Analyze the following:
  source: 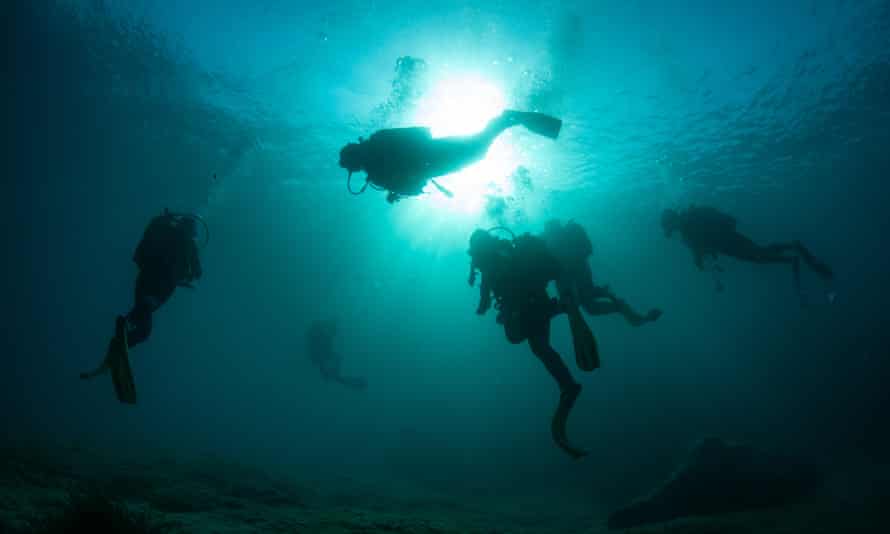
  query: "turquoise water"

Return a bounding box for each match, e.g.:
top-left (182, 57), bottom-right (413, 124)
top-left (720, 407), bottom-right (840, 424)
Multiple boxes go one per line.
top-left (5, 1), bottom-right (890, 531)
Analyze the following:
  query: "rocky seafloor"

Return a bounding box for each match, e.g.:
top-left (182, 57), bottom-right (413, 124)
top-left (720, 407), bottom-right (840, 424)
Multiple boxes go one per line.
top-left (1, 442), bottom-right (887, 533)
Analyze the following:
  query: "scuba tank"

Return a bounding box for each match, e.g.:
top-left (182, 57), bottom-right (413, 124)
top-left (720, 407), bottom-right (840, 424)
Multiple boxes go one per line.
top-left (133, 209), bottom-right (209, 270)
top-left (468, 225), bottom-right (600, 371)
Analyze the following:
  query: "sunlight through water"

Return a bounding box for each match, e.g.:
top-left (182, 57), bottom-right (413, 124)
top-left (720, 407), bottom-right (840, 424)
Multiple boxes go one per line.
top-left (407, 74), bottom-right (518, 217)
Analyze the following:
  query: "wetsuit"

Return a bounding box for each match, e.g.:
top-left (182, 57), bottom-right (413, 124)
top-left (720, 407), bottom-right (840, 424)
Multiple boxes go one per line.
top-left (127, 215), bottom-right (201, 347)
top-left (474, 234), bottom-right (577, 394)
top-left (676, 206), bottom-right (833, 294)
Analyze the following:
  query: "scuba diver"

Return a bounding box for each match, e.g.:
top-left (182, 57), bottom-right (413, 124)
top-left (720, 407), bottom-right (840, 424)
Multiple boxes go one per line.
top-left (543, 219), bottom-right (662, 327)
top-left (80, 209), bottom-right (206, 404)
top-left (468, 228), bottom-right (598, 459)
top-left (339, 109), bottom-right (562, 203)
top-left (661, 205), bottom-right (834, 302)
top-left (306, 319), bottom-right (367, 391)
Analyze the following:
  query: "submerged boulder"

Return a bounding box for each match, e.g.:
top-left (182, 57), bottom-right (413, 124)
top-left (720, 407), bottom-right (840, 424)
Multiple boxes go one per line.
top-left (607, 437), bottom-right (823, 530)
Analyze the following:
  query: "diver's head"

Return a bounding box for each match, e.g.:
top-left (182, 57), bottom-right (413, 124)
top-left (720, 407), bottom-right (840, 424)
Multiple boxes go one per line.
top-left (339, 139), bottom-right (367, 175)
top-left (661, 208), bottom-right (681, 237)
top-left (468, 229), bottom-right (497, 258)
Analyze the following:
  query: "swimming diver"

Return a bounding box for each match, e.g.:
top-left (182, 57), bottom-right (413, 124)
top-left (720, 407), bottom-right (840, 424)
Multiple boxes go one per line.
top-left (80, 209), bottom-right (205, 403)
top-left (661, 205), bottom-right (833, 302)
top-left (543, 219), bottom-right (662, 327)
top-left (468, 228), bottom-right (597, 459)
top-left (339, 110), bottom-right (562, 203)
top-left (306, 319), bottom-right (367, 391)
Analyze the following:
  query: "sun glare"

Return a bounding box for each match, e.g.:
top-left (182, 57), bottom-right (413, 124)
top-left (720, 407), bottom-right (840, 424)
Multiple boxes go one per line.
top-left (414, 76), bottom-right (506, 138)
top-left (408, 75), bottom-right (519, 216)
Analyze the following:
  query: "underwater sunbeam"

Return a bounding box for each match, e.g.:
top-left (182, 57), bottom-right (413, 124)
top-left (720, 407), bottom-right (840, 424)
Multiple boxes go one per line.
top-left (409, 74), bottom-right (518, 216)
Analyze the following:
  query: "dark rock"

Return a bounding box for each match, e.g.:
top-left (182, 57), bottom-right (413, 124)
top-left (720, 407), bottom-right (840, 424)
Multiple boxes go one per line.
top-left (27, 492), bottom-right (173, 533)
top-left (607, 437), bottom-right (823, 530)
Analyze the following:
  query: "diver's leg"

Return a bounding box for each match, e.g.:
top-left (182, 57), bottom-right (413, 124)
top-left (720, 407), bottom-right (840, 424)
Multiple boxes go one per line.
top-left (575, 263), bottom-right (609, 316)
top-left (336, 376), bottom-right (368, 390)
top-left (727, 235), bottom-right (815, 301)
top-left (575, 272), bottom-right (631, 319)
top-left (791, 241), bottom-right (834, 280)
top-left (581, 299), bottom-right (621, 316)
top-left (724, 233), bottom-right (794, 265)
top-left (615, 298), bottom-right (661, 327)
top-left (323, 356), bottom-right (366, 390)
top-left (429, 111), bottom-right (561, 177)
top-left (125, 299), bottom-right (153, 348)
top-left (764, 242), bottom-right (797, 255)
top-left (432, 113), bottom-right (521, 170)
top-left (494, 110), bottom-right (562, 139)
top-left (528, 325), bottom-right (587, 459)
top-left (476, 110), bottom-right (562, 144)
top-left (576, 271), bottom-right (657, 326)
top-left (466, 110), bottom-right (561, 155)
top-left (125, 272), bottom-right (176, 348)
top-left (79, 357), bottom-right (110, 380)
top-left (477, 112), bottom-right (524, 143)
top-left (528, 334), bottom-right (577, 393)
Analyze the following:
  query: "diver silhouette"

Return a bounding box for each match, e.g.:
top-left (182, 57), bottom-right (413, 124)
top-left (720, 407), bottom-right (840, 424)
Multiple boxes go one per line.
top-left (339, 110), bottom-right (562, 203)
top-left (662, 205), bottom-right (833, 303)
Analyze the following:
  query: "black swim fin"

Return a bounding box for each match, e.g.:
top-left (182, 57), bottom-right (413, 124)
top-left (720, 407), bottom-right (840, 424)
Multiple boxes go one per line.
top-left (517, 111), bottom-right (562, 139)
top-left (108, 317), bottom-right (137, 404)
top-left (794, 241), bottom-right (834, 280)
top-left (551, 383), bottom-right (587, 460)
top-left (567, 305), bottom-right (599, 372)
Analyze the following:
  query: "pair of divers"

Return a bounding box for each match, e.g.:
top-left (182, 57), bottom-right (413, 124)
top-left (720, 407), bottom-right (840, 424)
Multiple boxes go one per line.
top-left (468, 227), bottom-right (594, 459)
top-left (661, 205), bottom-right (834, 303)
top-left (81, 209), bottom-right (206, 404)
top-left (468, 221), bottom-right (662, 459)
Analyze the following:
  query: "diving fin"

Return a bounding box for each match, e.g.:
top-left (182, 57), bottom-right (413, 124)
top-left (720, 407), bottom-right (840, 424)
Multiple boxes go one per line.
top-left (516, 111), bottom-right (562, 139)
top-left (567, 305), bottom-right (600, 372)
top-left (108, 316), bottom-right (137, 404)
top-left (551, 383), bottom-right (587, 460)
